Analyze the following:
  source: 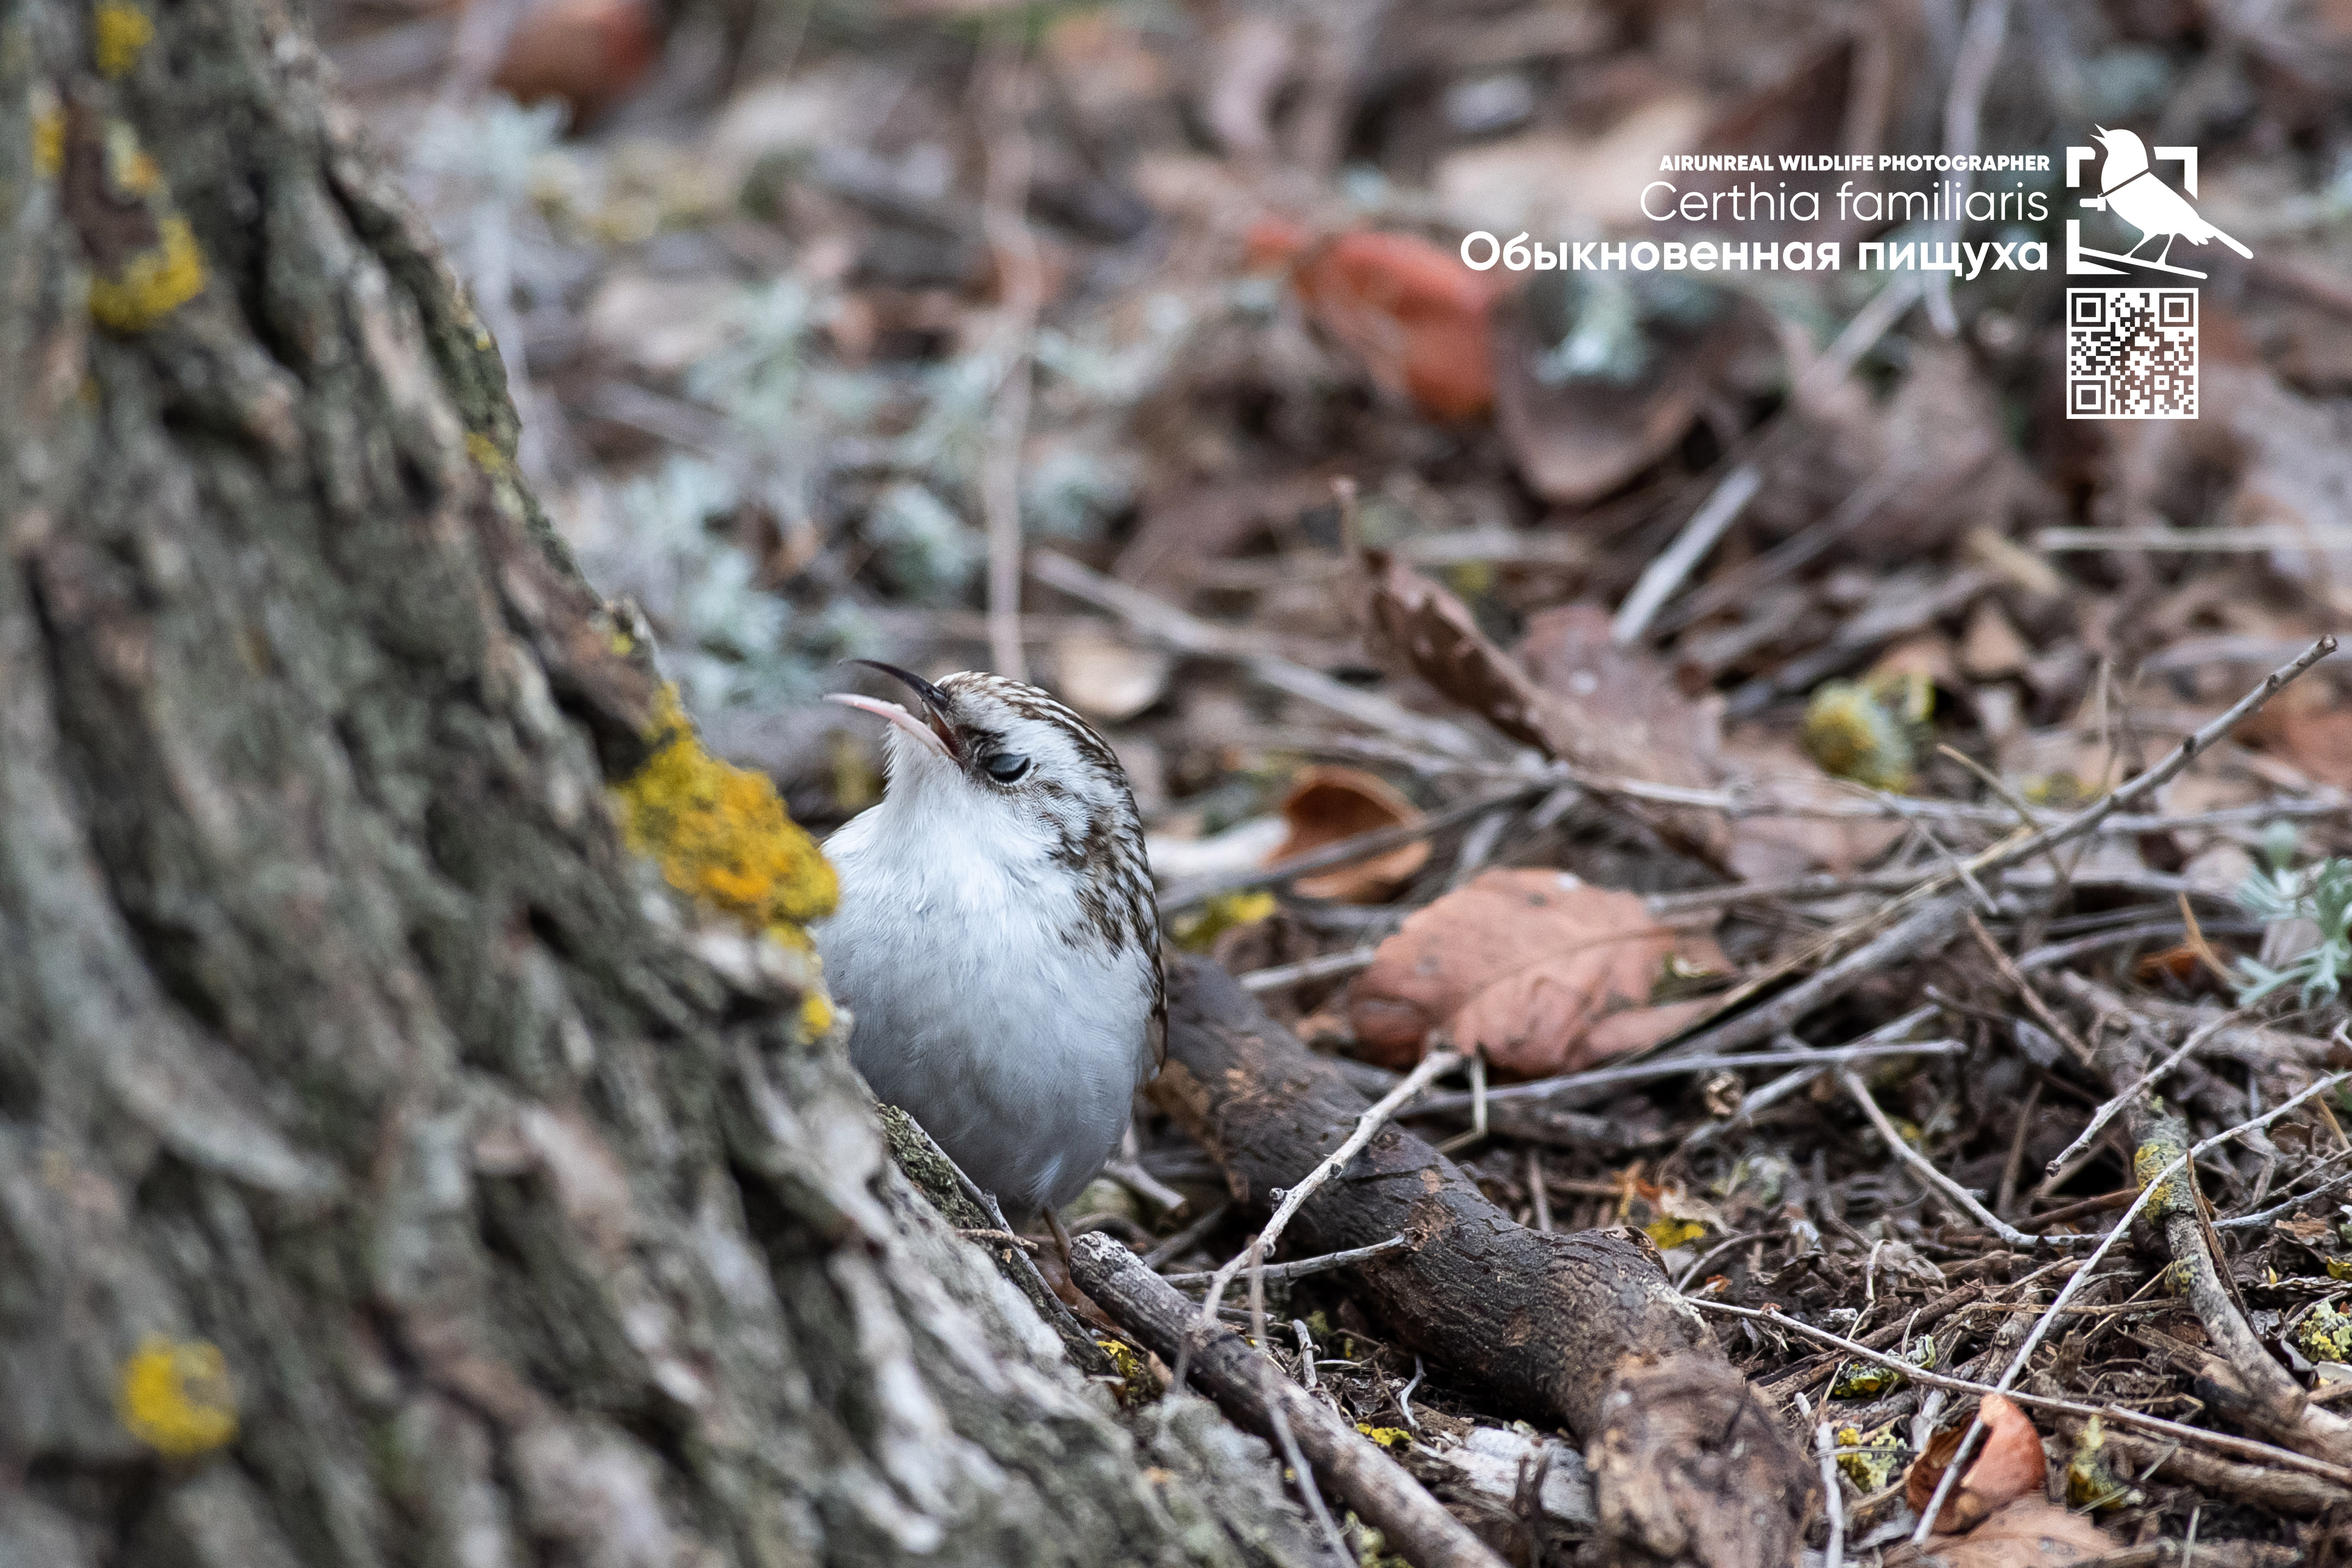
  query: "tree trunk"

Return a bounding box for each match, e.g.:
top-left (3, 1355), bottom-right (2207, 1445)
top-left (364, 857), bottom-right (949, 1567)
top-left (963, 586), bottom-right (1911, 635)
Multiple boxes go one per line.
top-left (0, 6), bottom-right (1316, 1565)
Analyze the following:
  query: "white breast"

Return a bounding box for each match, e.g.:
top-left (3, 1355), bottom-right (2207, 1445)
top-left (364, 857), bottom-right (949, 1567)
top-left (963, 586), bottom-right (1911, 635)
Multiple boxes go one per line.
top-left (816, 799), bottom-right (1156, 1225)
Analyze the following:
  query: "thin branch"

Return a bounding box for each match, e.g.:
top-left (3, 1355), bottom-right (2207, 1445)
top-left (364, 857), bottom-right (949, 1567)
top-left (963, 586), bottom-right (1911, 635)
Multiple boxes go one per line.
top-left (1142, 1199), bottom-right (1232, 1269)
top-left (2044, 1009), bottom-right (2245, 1178)
top-left (1239, 946), bottom-right (1382, 994)
top-left (1612, 463), bottom-right (1761, 644)
top-left (1966, 908), bottom-right (2091, 1061)
top-left (1840, 1069), bottom-right (2074, 1249)
top-left (2216, 1151), bottom-right (2352, 1229)
top-left (1160, 1234), bottom-right (1409, 1289)
top-left (1815, 1420), bottom-right (1846, 1568)
top-left (1923, 0), bottom-right (2010, 334)
top-left (1909, 1068), bottom-right (2352, 1543)
top-left (1261, 1363), bottom-right (1352, 1565)
top-left (1412, 1037), bottom-right (1962, 1116)
top-left (1968, 637), bottom-right (2337, 882)
top-left (1030, 548), bottom-right (1484, 758)
top-left (1690, 1297), bottom-right (2352, 1490)
top-left (1658, 895), bottom-right (1969, 1062)
top-left (1160, 786), bottom-right (1540, 912)
top-left (1680, 1007), bottom-right (1944, 1153)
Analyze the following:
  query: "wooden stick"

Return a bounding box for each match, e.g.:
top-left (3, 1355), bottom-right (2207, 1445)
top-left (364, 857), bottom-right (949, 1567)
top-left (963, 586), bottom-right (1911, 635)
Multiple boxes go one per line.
top-left (1071, 1233), bottom-right (1510, 1568)
top-left (1161, 786), bottom-right (1540, 912)
top-left (1691, 1299), bottom-right (2352, 1490)
top-left (1839, 1069), bottom-right (2077, 1250)
top-left (1031, 549), bottom-right (1483, 758)
top-left (1813, 1419), bottom-right (1845, 1568)
top-left (2043, 1009), bottom-right (2243, 1178)
top-left (1909, 1066), bottom-right (2352, 1542)
top-left (1197, 1050), bottom-right (1461, 1337)
top-left (1414, 1037), bottom-right (1963, 1116)
top-left (1159, 1234), bottom-right (1409, 1288)
top-left (1154, 956), bottom-right (1815, 1565)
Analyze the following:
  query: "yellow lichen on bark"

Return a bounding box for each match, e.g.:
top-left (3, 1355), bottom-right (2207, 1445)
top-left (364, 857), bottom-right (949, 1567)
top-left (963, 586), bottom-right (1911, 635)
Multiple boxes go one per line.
top-left (93, 2), bottom-right (155, 77)
top-left (87, 214), bottom-right (206, 331)
top-left (613, 685), bottom-right (838, 948)
top-left (30, 98), bottom-right (63, 177)
top-left (117, 1336), bottom-right (238, 1456)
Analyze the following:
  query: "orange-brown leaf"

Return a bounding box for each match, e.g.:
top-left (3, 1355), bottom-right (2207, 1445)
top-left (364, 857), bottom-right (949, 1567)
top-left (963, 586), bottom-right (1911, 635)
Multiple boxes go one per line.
top-left (1346, 869), bottom-right (1725, 1077)
top-left (1357, 565), bottom-right (1732, 870)
top-left (1886, 1500), bottom-right (2114, 1568)
top-left (494, 0), bottom-right (662, 124)
top-left (1905, 1393), bottom-right (2049, 1533)
top-left (1287, 230), bottom-right (1502, 421)
top-left (1266, 766), bottom-right (1428, 903)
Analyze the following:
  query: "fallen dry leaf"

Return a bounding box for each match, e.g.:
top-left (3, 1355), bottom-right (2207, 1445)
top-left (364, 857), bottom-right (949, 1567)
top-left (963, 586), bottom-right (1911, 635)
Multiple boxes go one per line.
top-left (1051, 629), bottom-right (1170, 722)
top-left (1493, 284), bottom-right (1744, 506)
top-left (1905, 1394), bottom-right (2050, 1534)
top-left (1884, 1500), bottom-right (2114, 1568)
top-left (493, 0), bottom-right (662, 125)
top-left (1253, 221), bottom-right (1503, 421)
top-left (1718, 735), bottom-right (1906, 881)
top-left (1358, 558), bottom-right (1733, 871)
top-left (1959, 600), bottom-right (2032, 681)
top-left (1265, 767), bottom-right (1429, 903)
top-left (2248, 683), bottom-right (2352, 784)
top-left (1517, 604), bottom-right (1721, 793)
top-left (1346, 869), bottom-right (1726, 1077)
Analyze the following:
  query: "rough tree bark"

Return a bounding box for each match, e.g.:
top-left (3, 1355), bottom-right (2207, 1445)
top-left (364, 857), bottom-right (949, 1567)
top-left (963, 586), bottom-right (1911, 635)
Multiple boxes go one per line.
top-left (0, 5), bottom-right (1319, 1564)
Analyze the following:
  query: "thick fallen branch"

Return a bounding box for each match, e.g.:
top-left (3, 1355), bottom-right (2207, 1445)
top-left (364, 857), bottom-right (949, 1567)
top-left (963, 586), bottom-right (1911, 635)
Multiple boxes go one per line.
top-left (1071, 1232), bottom-right (1508, 1568)
top-left (1152, 955), bottom-right (1815, 1568)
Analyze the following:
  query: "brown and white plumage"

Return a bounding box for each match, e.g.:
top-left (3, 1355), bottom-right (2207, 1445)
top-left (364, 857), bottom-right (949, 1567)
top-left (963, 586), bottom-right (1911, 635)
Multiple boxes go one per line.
top-left (817, 665), bottom-right (1162, 1226)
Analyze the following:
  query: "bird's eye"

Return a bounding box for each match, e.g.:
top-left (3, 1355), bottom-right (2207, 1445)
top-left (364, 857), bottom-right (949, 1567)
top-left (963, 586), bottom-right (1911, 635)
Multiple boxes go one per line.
top-left (982, 752), bottom-right (1031, 784)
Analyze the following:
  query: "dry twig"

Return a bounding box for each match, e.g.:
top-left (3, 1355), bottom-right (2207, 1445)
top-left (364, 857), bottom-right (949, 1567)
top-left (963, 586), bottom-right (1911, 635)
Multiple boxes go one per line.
top-left (1907, 1067), bottom-right (2352, 1543)
top-left (1073, 1233), bottom-right (1511, 1568)
top-left (976, 37), bottom-right (1043, 682)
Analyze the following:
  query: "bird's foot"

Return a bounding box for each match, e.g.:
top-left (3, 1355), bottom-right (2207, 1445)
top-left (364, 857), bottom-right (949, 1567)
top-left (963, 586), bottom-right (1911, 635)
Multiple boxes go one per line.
top-left (1043, 1206), bottom-right (1076, 1275)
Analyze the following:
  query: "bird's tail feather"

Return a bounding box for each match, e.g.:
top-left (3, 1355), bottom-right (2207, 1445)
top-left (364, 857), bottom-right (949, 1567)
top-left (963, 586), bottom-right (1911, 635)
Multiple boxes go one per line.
top-left (2215, 227), bottom-right (2252, 258)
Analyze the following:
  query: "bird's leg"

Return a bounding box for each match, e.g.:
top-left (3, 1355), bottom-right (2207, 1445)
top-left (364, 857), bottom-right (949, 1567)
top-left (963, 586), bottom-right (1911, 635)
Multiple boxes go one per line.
top-left (1043, 1206), bottom-right (1076, 1274)
top-left (2154, 232), bottom-right (2176, 268)
top-left (2121, 232), bottom-right (2155, 258)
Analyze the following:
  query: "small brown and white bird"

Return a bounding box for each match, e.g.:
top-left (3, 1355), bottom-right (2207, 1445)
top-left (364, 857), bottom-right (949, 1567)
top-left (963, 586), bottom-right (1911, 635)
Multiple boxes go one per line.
top-left (818, 662), bottom-right (1163, 1235)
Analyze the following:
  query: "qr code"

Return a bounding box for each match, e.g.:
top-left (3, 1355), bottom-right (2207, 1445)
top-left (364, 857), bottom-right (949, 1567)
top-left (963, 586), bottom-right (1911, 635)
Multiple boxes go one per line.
top-left (2067, 288), bottom-right (2197, 419)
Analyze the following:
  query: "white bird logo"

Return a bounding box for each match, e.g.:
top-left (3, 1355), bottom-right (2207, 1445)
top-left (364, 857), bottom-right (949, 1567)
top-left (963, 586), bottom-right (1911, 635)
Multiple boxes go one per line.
top-left (2080, 127), bottom-right (2250, 270)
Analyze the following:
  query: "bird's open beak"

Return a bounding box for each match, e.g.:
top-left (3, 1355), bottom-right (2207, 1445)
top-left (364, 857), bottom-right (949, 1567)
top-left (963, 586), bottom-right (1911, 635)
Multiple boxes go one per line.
top-left (826, 660), bottom-right (961, 762)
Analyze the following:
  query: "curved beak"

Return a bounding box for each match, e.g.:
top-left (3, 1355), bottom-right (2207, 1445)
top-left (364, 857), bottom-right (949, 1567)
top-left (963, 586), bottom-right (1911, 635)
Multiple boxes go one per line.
top-left (826, 660), bottom-right (960, 761)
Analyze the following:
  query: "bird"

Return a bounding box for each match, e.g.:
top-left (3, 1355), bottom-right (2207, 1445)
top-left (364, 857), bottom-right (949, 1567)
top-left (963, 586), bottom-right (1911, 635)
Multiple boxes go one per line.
top-left (2082, 127), bottom-right (2250, 268)
top-left (817, 661), bottom-right (1164, 1253)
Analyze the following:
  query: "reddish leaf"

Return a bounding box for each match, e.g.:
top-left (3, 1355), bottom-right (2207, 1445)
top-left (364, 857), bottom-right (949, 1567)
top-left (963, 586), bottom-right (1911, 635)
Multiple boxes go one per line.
top-left (1265, 767), bottom-right (1429, 903)
top-left (1358, 562), bottom-right (1732, 871)
top-left (1905, 1394), bottom-right (2051, 1534)
top-left (1253, 223), bottom-right (1504, 421)
top-left (1346, 869), bottom-right (1726, 1077)
top-left (494, 0), bottom-right (662, 125)
top-left (1886, 1500), bottom-right (2114, 1568)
